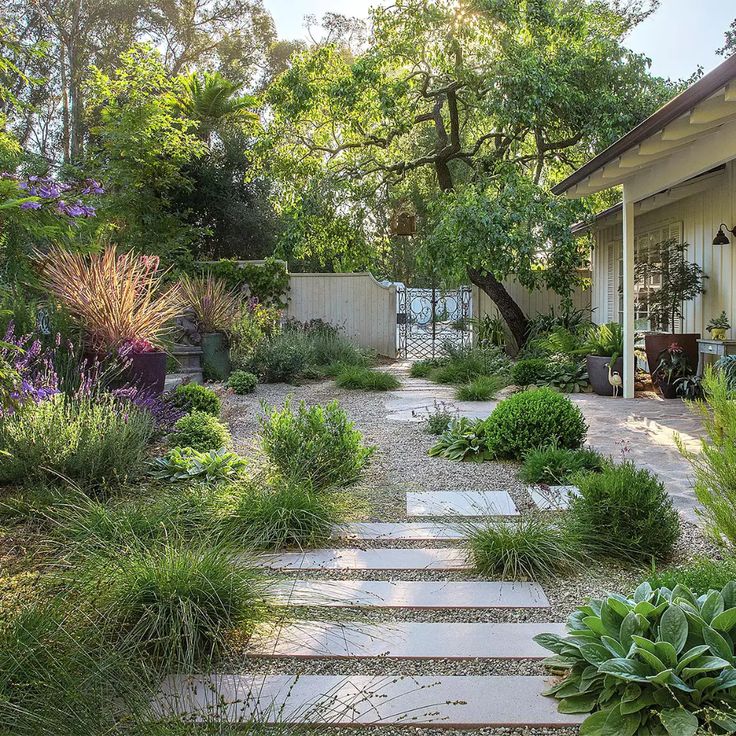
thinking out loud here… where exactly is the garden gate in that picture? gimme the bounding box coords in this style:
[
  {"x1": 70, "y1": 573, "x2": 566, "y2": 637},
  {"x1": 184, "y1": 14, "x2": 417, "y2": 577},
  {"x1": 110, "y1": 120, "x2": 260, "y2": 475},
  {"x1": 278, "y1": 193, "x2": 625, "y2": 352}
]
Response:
[{"x1": 397, "y1": 285, "x2": 473, "y2": 359}]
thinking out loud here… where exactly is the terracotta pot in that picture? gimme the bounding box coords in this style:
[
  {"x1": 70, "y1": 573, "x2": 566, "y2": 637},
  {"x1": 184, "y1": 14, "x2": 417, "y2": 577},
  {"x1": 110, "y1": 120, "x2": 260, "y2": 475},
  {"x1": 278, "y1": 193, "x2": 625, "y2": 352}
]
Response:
[
  {"x1": 587, "y1": 355, "x2": 624, "y2": 396},
  {"x1": 644, "y1": 333, "x2": 700, "y2": 378},
  {"x1": 123, "y1": 350, "x2": 168, "y2": 395}
]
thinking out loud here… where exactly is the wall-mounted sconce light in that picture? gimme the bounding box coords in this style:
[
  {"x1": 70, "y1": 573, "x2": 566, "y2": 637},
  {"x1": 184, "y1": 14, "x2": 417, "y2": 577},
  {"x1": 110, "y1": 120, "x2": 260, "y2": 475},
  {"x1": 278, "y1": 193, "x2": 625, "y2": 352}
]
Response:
[{"x1": 713, "y1": 223, "x2": 736, "y2": 245}]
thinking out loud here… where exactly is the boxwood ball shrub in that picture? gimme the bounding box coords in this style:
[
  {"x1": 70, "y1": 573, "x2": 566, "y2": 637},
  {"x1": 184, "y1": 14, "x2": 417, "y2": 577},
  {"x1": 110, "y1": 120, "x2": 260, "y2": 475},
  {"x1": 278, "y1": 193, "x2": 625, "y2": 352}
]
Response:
[
  {"x1": 168, "y1": 411, "x2": 231, "y2": 452},
  {"x1": 259, "y1": 398, "x2": 373, "y2": 489},
  {"x1": 537, "y1": 582, "x2": 736, "y2": 734},
  {"x1": 567, "y1": 461, "x2": 680, "y2": 562},
  {"x1": 484, "y1": 388, "x2": 587, "y2": 459},
  {"x1": 227, "y1": 370, "x2": 258, "y2": 394},
  {"x1": 171, "y1": 383, "x2": 221, "y2": 416},
  {"x1": 511, "y1": 358, "x2": 549, "y2": 386}
]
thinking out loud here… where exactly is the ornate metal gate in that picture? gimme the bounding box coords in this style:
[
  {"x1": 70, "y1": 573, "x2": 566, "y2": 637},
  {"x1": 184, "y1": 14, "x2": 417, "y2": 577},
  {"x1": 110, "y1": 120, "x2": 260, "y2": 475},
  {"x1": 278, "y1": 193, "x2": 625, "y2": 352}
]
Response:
[{"x1": 397, "y1": 285, "x2": 472, "y2": 359}]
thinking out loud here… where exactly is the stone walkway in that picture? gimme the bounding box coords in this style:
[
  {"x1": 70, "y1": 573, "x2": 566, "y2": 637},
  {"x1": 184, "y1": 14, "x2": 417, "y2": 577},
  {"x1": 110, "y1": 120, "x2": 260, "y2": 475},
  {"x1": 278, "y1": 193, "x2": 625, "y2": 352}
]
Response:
[
  {"x1": 384, "y1": 364, "x2": 705, "y2": 522},
  {"x1": 156, "y1": 490, "x2": 582, "y2": 728}
]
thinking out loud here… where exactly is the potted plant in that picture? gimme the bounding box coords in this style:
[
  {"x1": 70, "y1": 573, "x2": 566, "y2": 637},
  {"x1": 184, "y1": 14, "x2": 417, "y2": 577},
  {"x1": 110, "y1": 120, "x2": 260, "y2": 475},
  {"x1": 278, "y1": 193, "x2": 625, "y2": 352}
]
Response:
[
  {"x1": 635, "y1": 238, "x2": 706, "y2": 376},
  {"x1": 180, "y1": 274, "x2": 240, "y2": 381},
  {"x1": 36, "y1": 246, "x2": 183, "y2": 395},
  {"x1": 707, "y1": 310, "x2": 731, "y2": 340},
  {"x1": 581, "y1": 322, "x2": 624, "y2": 396},
  {"x1": 652, "y1": 342, "x2": 694, "y2": 399}
]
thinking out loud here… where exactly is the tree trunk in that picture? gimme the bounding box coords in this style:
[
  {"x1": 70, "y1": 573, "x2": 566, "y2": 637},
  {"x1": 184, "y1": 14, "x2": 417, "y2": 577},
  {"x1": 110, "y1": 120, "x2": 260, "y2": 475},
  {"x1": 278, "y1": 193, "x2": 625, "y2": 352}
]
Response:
[{"x1": 467, "y1": 267, "x2": 529, "y2": 350}]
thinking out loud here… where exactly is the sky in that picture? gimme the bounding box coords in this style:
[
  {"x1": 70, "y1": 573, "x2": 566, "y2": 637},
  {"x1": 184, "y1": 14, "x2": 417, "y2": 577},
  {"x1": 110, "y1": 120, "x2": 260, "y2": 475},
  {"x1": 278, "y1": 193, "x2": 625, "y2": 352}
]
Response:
[{"x1": 265, "y1": 0, "x2": 735, "y2": 81}]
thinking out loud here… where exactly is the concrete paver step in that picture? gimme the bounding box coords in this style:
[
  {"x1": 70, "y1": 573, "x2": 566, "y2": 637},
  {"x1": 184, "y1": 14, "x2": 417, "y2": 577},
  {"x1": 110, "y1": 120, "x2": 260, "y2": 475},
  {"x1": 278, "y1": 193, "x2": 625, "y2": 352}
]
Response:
[
  {"x1": 153, "y1": 674, "x2": 583, "y2": 727},
  {"x1": 246, "y1": 620, "x2": 567, "y2": 659},
  {"x1": 271, "y1": 579, "x2": 550, "y2": 608},
  {"x1": 333, "y1": 522, "x2": 472, "y2": 540},
  {"x1": 261, "y1": 547, "x2": 470, "y2": 571},
  {"x1": 406, "y1": 491, "x2": 518, "y2": 517}
]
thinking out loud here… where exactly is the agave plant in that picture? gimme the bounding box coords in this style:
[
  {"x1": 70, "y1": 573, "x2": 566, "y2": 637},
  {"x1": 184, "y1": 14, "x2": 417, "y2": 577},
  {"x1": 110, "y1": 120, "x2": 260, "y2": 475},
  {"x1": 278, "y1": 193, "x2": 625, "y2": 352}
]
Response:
[
  {"x1": 36, "y1": 245, "x2": 183, "y2": 354},
  {"x1": 179, "y1": 274, "x2": 241, "y2": 334},
  {"x1": 536, "y1": 582, "x2": 736, "y2": 734}
]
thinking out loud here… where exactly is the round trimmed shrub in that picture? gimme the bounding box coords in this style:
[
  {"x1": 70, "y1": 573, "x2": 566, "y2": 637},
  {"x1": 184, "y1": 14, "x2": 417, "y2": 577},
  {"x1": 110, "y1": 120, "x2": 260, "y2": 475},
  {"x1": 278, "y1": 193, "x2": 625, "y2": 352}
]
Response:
[
  {"x1": 483, "y1": 388, "x2": 587, "y2": 459},
  {"x1": 171, "y1": 383, "x2": 221, "y2": 416},
  {"x1": 168, "y1": 411, "x2": 230, "y2": 451},
  {"x1": 511, "y1": 358, "x2": 549, "y2": 386},
  {"x1": 567, "y1": 461, "x2": 680, "y2": 562},
  {"x1": 227, "y1": 370, "x2": 258, "y2": 394}
]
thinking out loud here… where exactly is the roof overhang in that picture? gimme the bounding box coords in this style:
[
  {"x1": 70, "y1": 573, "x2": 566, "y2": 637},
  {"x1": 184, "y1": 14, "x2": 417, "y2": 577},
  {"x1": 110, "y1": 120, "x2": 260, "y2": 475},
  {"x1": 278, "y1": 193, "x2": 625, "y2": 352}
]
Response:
[{"x1": 553, "y1": 54, "x2": 736, "y2": 201}]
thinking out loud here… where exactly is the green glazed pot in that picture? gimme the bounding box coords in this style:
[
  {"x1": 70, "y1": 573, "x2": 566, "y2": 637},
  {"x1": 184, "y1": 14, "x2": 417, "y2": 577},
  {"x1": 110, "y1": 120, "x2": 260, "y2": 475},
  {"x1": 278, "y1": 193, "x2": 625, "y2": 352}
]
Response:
[{"x1": 200, "y1": 332, "x2": 230, "y2": 381}]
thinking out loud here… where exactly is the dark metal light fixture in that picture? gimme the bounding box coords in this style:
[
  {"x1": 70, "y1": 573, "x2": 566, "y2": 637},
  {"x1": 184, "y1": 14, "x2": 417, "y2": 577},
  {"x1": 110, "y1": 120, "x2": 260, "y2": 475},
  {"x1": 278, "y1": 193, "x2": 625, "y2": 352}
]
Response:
[{"x1": 713, "y1": 223, "x2": 736, "y2": 245}]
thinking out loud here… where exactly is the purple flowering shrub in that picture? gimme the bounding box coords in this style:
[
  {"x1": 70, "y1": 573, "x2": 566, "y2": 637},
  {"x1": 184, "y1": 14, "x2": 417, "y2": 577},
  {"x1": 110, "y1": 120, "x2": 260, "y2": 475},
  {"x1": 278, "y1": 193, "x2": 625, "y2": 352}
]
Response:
[
  {"x1": 111, "y1": 386, "x2": 185, "y2": 431},
  {"x1": 0, "y1": 322, "x2": 59, "y2": 415},
  {"x1": 1, "y1": 172, "x2": 103, "y2": 218}
]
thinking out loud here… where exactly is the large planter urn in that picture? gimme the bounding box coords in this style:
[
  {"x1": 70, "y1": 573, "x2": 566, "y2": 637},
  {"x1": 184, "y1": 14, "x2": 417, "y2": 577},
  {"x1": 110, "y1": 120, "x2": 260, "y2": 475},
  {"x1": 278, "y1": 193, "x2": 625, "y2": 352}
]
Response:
[
  {"x1": 587, "y1": 355, "x2": 624, "y2": 396},
  {"x1": 644, "y1": 333, "x2": 700, "y2": 379},
  {"x1": 200, "y1": 332, "x2": 230, "y2": 381},
  {"x1": 123, "y1": 350, "x2": 168, "y2": 395}
]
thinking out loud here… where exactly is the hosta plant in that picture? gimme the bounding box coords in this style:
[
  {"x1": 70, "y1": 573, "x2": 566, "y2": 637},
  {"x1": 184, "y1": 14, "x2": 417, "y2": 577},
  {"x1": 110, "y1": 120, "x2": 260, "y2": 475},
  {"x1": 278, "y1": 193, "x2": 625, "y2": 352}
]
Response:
[
  {"x1": 428, "y1": 417, "x2": 490, "y2": 462},
  {"x1": 150, "y1": 447, "x2": 247, "y2": 483},
  {"x1": 536, "y1": 582, "x2": 736, "y2": 735}
]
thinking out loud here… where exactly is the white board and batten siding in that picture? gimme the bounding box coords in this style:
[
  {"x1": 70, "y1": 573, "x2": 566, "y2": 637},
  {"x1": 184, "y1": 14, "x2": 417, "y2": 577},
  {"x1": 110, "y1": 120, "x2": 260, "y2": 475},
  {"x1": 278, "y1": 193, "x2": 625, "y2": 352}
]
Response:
[
  {"x1": 287, "y1": 273, "x2": 397, "y2": 358},
  {"x1": 590, "y1": 163, "x2": 736, "y2": 335},
  {"x1": 473, "y1": 278, "x2": 592, "y2": 352}
]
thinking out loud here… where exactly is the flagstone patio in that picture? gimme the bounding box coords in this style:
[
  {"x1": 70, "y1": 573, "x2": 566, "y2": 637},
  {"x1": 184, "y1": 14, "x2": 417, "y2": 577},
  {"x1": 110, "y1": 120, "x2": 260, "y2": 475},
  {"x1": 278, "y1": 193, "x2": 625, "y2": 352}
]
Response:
[{"x1": 384, "y1": 367, "x2": 705, "y2": 522}]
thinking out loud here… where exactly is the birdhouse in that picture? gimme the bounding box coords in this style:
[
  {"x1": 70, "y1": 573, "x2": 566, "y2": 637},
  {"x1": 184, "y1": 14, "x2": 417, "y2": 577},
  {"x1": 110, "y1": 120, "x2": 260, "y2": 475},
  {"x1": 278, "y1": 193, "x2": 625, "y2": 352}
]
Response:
[{"x1": 391, "y1": 210, "x2": 416, "y2": 236}]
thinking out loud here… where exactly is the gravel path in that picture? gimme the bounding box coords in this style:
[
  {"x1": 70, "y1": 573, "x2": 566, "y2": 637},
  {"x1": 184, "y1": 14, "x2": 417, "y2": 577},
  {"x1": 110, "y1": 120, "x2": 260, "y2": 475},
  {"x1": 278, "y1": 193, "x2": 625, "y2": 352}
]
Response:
[{"x1": 220, "y1": 370, "x2": 715, "y2": 734}]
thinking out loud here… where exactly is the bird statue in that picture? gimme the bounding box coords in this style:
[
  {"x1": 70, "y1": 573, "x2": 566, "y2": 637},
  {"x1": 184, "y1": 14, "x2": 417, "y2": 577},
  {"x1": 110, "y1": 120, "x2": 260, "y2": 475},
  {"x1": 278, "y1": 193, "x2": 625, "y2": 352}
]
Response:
[{"x1": 606, "y1": 361, "x2": 623, "y2": 398}]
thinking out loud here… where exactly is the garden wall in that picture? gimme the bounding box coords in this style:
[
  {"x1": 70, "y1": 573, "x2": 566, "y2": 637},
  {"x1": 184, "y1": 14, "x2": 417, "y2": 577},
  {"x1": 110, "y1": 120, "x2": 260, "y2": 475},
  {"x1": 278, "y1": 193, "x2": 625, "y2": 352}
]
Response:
[{"x1": 287, "y1": 272, "x2": 398, "y2": 358}]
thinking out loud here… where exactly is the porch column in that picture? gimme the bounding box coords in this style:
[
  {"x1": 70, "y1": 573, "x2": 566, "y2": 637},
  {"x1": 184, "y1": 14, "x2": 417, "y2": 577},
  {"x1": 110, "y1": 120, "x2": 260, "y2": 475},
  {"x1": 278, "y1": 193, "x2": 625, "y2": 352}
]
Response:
[{"x1": 622, "y1": 184, "x2": 635, "y2": 399}]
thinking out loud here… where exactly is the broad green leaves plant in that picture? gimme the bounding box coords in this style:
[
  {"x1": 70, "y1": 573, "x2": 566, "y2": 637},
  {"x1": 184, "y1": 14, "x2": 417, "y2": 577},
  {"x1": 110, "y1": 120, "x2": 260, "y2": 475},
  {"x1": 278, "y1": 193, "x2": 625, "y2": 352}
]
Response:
[
  {"x1": 536, "y1": 582, "x2": 736, "y2": 734},
  {"x1": 428, "y1": 417, "x2": 490, "y2": 462},
  {"x1": 150, "y1": 447, "x2": 247, "y2": 483}
]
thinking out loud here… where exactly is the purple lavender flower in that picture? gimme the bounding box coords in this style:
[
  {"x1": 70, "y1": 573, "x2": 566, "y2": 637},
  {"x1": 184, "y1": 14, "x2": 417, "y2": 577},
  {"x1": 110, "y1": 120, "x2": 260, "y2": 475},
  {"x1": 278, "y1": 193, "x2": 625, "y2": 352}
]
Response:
[
  {"x1": 111, "y1": 385, "x2": 185, "y2": 431},
  {"x1": 20, "y1": 201, "x2": 42, "y2": 210}
]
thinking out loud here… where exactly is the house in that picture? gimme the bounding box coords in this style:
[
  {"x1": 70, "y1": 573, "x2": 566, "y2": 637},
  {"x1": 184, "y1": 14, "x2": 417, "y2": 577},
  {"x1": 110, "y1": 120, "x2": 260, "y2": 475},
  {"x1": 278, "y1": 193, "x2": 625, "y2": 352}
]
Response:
[{"x1": 554, "y1": 53, "x2": 736, "y2": 397}]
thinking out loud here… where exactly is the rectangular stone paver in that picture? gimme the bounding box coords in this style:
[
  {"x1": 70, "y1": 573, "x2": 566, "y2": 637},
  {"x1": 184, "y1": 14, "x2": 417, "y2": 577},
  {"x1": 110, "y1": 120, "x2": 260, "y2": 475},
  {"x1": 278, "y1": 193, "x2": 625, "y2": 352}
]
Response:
[
  {"x1": 271, "y1": 579, "x2": 549, "y2": 608},
  {"x1": 528, "y1": 485, "x2": 580, "y2": 511},
  {"x1": 247, "y1": 621, "x2": 567, "y2": 659},
  {"x1": 153, "y1": 674, "x2": 583, "y2": 726},
  {"x1": 333, "y1": 522, "x2": 473, "y2": 541},
  {"x1": 261, "y1": 547, "x2": 470, "y2": 571},
  {"x1": 406, "y1": 491, "x2": 518, "y2": 517}
]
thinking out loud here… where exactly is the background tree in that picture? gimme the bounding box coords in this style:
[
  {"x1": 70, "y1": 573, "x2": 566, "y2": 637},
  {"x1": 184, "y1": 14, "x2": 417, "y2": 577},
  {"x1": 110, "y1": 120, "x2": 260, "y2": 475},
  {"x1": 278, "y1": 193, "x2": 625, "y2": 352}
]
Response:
[
  {"x1": 718, "y1": 18, "x2": 736, "y2": 57},
  {"x1": 264, "y1": 0, "x2": 675, "y2": 346}
]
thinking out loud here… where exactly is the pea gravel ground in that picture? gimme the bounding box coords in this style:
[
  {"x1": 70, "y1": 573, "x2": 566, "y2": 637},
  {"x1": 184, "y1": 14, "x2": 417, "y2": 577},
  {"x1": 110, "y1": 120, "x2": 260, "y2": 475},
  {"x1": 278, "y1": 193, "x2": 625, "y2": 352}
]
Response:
[{"x1": 219, "y1": 371, "x2": 716, "y2": 735}]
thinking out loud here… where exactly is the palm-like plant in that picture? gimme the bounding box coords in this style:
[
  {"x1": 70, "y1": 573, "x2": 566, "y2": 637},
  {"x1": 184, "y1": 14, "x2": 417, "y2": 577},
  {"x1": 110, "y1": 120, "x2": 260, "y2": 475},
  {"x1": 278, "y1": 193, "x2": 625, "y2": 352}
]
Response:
[
  {"x1": 179, "y1": 274, "x2": 241, "y2": 333},
  {"x1": 178, "y1": 72, "x2": 258, "y2": 141}
]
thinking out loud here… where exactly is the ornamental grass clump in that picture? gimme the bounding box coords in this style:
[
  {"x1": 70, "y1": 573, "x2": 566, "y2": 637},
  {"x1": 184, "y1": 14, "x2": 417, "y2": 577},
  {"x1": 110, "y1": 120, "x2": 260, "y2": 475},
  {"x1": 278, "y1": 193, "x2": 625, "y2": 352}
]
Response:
[
  {"x1": 567, "y1": 461, "x2": 680, "y2": 563},
  {"x1": 82, "y1": 541, "x2": 268, "y2": 670},
  {"x1": 536, "y1": 581, "x2": 736, "y2": 734},
  {"x1": 220, "y1": 478, "x2": 341, "y2": 549},
  {"x1": 35, "y1": 245, "x2": 183, "y2": 354},
  {"x1": 0, "y1": 395, "x2": 155, "y2": 489},
  {"x1": 467, "y1": 514, "x2": 579, "y2": 581},
  {"x1": 511, "y1": 358, "x2": 549, "y2": 386},
  {"x1": 168, "y1": 410, "x2": 230, "y2": 451},
  {"x1": 484, "y1": 388, "x2": 587, "y2": 459},
  {"x1": 259, "y1": 398, "x2": 373, "y2": 488},
  {"x1": 428, "y1": 344, "x2": 510, "y2": 385},
  {"x1": 647, "y1": 557, "x2": 736, "y2": 598},
  {"x1": 334, "y1": 365, "x2": 400, "y2": 391},
  {"x1": 179, "y1": 274, "x2": 241, "y2": 333},
  {"x1": 170, "y1": 382, "x2": 221, "y2": 415},
  {"x1": 455, "y1": 374, "x2": 504, "y2": 401},
  {"x1": 520, "y1": 444, "x2": 605, "y2": 485}
]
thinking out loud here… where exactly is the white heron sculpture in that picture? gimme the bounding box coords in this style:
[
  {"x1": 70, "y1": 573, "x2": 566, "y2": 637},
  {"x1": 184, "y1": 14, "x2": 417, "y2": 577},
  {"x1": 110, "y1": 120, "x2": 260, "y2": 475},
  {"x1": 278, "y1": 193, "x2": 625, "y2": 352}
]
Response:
[{"x1": 606, "y1": 361, "x2": 623, "y2": 398}]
